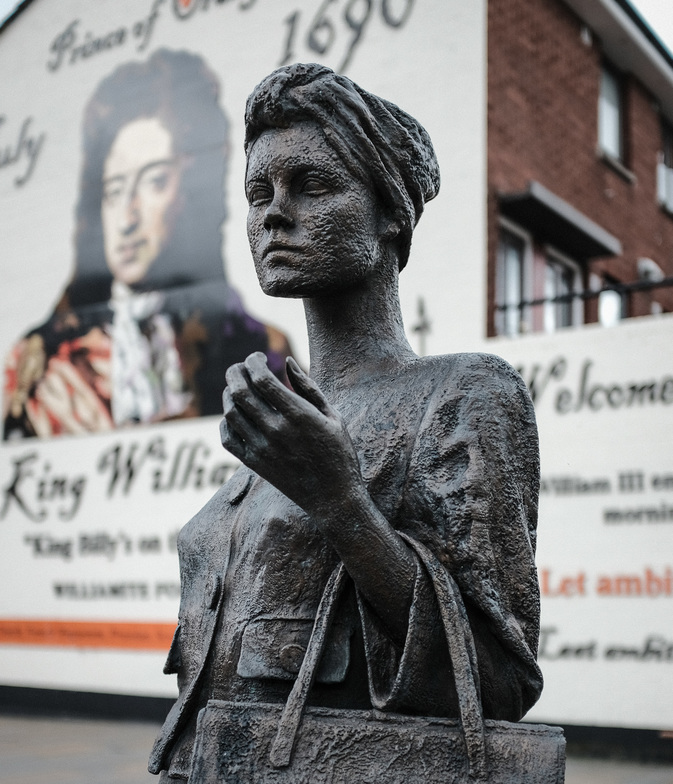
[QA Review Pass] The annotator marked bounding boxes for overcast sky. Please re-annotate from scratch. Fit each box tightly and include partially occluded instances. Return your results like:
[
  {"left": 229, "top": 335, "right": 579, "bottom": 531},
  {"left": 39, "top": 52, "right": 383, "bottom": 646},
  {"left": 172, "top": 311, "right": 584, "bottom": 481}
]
[
  {"left": 0, "top": 0, "right": 671, "bottom": 65},
  {"left": 630, "top": 0, "right": 673, "bottom": 53}
]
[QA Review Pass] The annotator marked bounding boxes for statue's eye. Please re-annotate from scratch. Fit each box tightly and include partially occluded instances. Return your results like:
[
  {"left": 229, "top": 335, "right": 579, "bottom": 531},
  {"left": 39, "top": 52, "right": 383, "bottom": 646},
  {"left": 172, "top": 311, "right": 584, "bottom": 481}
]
[
  {"left": 247, "top": 184, "right": 272, "bottom": 206},
  {"left": 301, "top": 176, "right": 330, "bottom": 195}
]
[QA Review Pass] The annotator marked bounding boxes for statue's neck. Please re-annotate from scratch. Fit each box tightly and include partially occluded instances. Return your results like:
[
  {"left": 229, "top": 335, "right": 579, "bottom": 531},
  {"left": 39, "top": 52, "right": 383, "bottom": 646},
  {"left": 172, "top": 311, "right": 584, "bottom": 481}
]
[{"left": 303, "top": 269, "right": 415, "bottom": 402}]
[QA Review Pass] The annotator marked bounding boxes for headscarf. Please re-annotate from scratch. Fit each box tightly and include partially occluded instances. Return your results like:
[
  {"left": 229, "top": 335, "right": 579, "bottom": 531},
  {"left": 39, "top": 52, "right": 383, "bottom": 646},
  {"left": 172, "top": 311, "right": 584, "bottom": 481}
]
[{"left": 244, "top": 63, "right": 440, "bottom": 270}]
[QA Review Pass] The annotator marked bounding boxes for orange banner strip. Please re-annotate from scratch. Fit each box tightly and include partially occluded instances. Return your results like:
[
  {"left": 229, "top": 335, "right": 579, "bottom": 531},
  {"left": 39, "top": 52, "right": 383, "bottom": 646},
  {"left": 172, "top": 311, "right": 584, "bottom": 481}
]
[{"left": 0, "top": 619, "right": 175, "bottom": 651}]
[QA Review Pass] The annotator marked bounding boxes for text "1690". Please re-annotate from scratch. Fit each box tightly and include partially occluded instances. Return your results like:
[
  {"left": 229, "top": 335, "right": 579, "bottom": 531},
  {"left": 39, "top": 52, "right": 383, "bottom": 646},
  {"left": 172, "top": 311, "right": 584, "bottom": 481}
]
[{"left": 280, "top": 0, "right": 416, "bottom": 73}]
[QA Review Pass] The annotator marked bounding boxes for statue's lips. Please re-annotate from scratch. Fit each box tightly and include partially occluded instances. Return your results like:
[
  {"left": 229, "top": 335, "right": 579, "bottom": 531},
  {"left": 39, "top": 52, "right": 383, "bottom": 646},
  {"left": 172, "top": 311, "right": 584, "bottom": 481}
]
[{"left": 262, "top": 244, "right": 303, "bottom": 262}]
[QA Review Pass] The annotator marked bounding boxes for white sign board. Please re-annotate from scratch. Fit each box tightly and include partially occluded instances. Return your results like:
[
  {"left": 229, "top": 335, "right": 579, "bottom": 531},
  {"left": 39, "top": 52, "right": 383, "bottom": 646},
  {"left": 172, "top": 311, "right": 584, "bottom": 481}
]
[
  {"left": 0, "top": 0, "right": 486, "bottom": 697},
  {"left": 494, "top": 316, "right": 673, "bottom": 730}
]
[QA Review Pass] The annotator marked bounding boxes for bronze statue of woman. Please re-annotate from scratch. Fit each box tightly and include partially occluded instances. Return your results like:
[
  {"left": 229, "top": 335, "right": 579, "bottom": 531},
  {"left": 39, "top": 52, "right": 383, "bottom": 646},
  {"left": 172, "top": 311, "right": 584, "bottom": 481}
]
[{"left": 150, "top": 63, "right": 543, "bottom": 782}]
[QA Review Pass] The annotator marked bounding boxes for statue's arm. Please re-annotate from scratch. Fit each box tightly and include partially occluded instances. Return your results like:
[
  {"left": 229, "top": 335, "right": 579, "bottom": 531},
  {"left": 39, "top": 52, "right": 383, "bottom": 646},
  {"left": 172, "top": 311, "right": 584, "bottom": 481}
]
[
  {"left": 397, "top": 353, "right": 543, "bottom": 719},
  {"left": 220, "top": 351, "right": 415, "bottom": 641}
]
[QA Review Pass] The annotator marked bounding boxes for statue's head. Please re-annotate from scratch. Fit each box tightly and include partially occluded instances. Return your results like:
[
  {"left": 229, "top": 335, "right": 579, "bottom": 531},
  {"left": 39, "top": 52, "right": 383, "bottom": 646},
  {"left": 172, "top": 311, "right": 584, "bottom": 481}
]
[{"left": 243, "top": 63, "right": 440, "bottom": 286}]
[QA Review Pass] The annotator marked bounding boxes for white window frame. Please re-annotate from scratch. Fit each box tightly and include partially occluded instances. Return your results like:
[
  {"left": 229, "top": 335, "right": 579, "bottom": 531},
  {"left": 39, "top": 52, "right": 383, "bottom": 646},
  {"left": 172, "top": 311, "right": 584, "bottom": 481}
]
[
  {"left": 656, "top": 118, "right": 673, "bottom": 213},
  {"left": 495, "top": 218, "right": 534, "bottom": 337},
  {"left": 598, "top": 65, "right": 623, "bottom": 161},
  {"left": 542, "top": 246, "right": 583, "bottom": 332}
]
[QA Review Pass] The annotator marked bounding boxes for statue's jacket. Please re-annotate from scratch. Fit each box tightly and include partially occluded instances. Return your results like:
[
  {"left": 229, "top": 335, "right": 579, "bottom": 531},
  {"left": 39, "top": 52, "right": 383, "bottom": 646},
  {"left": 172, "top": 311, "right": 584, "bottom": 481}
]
[{"left": 150, "top": 353, "right": 543, "bottom": 781}]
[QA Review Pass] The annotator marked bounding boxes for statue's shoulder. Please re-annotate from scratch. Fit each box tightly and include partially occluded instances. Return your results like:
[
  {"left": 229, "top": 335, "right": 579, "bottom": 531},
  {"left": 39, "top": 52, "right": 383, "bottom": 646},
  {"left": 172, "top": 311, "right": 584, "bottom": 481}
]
[
  {"left": 414, "top": 351, "right": 526, "bottom": 397},
  {"left": 408, "top": 353, "right": 534, "bottom": 436},
  {"left": 178, "top": 466, "right": 254, "bottom": 553}
]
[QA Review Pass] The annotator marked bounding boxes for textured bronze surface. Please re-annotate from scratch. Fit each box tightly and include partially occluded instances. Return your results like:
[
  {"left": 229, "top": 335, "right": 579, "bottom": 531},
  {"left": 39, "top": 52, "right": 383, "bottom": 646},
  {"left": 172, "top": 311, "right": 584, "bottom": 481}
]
[{"left": 150, "top": 64, "right": 563, "bottom": 783}]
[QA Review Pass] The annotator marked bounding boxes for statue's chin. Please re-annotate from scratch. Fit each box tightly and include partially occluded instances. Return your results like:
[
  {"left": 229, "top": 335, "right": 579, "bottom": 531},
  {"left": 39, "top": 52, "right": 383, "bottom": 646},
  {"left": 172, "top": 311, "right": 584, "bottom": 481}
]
[
  {"left": 258, "top": 277, "right": 306, "bottom": 300},
  {"left": 257, "top": 269, "right": 320, "bottom": 300}
]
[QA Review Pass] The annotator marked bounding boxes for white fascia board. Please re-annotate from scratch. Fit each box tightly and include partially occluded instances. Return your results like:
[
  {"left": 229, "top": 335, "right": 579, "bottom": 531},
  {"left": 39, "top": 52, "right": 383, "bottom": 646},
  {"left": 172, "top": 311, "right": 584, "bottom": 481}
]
[{"left": 563, "top": 0, "right": 673, "bottom": 120}]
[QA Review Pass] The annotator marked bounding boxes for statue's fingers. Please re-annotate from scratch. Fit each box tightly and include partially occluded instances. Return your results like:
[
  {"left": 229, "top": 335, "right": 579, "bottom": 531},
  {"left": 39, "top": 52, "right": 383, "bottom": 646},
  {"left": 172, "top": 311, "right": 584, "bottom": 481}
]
[
  {"left": 219, "top": 416, "right": 246, "bottom": 460},
  {"left": 221, "top": 388, "right": 263, "bottom": 453},
  {"left": 244, "top": 351, "right": 298, "bottom": 412},
  {"left": 225, "top": 361, "right": 249, "bottom": 392},
  {"left": 223, "top": 387, "right": 251, "bottom": 432},
  {"left": 286, "top": 357, "right": 334, "bottom": 416},
  {"left": 225, "top": 360, "right": 274, "bottom": 421}
]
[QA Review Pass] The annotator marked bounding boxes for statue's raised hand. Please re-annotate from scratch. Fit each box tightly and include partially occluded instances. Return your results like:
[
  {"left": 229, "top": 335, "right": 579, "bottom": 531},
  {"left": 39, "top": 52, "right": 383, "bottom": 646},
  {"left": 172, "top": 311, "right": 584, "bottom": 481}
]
[{"left": 221, "top": 352, "right": 364, "bottom": 521}]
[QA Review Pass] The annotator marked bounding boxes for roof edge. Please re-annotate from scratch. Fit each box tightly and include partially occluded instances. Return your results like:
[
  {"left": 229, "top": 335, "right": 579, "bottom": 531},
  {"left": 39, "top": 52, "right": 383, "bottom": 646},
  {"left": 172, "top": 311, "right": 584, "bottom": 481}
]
[
  {"left": 611, "top": 0, "right": 673, "bottom": 69},
  {"left": 0, "top": 0, "right": 36, "bottom": 36},
  {"left": 563, "top": 0, "right": 673, "bottom": 119},
  {"left": 499, "top": 180, "right": 623, "bottom": 259}
]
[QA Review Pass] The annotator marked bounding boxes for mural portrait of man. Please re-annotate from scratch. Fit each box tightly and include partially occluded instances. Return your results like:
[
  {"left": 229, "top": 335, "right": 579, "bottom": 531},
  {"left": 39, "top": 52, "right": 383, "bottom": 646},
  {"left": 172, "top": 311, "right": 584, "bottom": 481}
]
[{"left": 3, "top": 48, "right": 292, "bottom": 440}]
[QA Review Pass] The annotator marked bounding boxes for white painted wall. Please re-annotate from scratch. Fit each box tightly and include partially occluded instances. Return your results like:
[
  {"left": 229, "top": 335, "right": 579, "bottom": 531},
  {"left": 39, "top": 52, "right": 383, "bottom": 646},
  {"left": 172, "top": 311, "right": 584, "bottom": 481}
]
[
  {"left": 492, "top": 315, "right": 673, "bottom": 729},
  {"left": 0, "top": 0, "right": 487, "bottom": 697}
]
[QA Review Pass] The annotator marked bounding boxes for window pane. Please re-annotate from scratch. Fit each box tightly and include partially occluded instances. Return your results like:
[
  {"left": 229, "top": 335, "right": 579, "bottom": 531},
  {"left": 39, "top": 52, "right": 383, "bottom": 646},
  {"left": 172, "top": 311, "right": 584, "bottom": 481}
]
[
  {"left": 663, "top": 119, "right": 673, "bottom": 168},
  {"left": 544, "top": 257, "right": 579, "bottom": 332},
  {"left": 660, "top": 120, "right": 673, "bottom": 210},
  {"left": 544, "top": 263, "right": 557, "bottom": 333},
  {"left": 598, "top": 289, "right": 623, "bottom": 327},
  {"left": 599, "top": 68, "right": 621, "bottom": 159},
  {"left": 558, "top": 265, "right": 574, "bottom": 328},
  {"left": 496, "top": 231, "right": 525, "bottom": 336}
]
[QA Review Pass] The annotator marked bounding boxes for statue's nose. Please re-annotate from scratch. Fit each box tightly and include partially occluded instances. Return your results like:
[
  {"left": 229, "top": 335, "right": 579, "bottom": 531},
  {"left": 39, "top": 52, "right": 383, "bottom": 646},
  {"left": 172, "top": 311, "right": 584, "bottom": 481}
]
[{"left": 264, "top": 193, "right": 295, "bottom": 230}]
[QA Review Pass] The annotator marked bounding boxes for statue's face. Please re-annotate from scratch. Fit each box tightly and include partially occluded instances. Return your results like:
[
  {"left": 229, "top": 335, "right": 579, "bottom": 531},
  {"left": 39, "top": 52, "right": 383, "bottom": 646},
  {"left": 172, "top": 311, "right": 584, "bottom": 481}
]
[
  {"left": 245, "top": 121, "right": 384, "bottom": 298},
  {"left": 101, "top": 118, "right": 181, "bottom": 286}
]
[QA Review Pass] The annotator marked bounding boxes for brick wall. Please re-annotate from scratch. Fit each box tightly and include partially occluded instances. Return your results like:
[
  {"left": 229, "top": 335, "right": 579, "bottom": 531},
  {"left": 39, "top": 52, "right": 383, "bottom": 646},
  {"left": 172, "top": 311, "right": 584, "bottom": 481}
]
[{"left": 487, "top": 0, "right": 673, "bottom": 335}]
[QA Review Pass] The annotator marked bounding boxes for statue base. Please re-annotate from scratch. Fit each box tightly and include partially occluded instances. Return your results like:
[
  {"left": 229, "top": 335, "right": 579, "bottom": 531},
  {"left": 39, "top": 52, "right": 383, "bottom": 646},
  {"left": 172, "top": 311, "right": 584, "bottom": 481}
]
[{"left": 190, "top": 699, "right": 566, "bottom": 783}]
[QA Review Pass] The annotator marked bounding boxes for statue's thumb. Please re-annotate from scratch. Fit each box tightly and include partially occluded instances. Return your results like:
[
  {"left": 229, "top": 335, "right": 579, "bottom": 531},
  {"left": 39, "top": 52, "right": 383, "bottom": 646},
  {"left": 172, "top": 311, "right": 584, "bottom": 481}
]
[{"left": 286, "top": 357, "right": 330, "bottom": 415}]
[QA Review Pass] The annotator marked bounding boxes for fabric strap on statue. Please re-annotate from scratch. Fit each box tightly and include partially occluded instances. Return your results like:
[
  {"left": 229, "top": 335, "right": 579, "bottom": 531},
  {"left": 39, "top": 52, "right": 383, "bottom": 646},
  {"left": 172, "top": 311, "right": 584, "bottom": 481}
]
[{"left": 269, "top": 534, "right": 488, "bottom": 782}]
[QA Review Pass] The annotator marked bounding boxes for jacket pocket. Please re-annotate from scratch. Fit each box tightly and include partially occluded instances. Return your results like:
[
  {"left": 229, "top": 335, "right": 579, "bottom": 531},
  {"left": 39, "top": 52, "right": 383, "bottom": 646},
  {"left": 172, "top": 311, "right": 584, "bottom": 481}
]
[{"left": 237, "top": 617, "right": 351, "bottom": 683}]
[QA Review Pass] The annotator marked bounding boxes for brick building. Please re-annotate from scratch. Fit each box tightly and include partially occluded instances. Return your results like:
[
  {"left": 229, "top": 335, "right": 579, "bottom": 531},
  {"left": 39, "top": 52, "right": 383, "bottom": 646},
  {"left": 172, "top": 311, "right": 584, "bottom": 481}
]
[{"left": 487, "top": 0, "right": 673, "bottom": 337}]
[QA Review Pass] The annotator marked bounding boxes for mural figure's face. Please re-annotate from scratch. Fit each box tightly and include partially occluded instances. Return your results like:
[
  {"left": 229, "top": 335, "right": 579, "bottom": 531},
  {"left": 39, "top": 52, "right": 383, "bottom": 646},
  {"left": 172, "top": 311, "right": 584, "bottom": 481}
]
[{"left": 102, "top": 118, "right": 181, "bottom": 286}]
